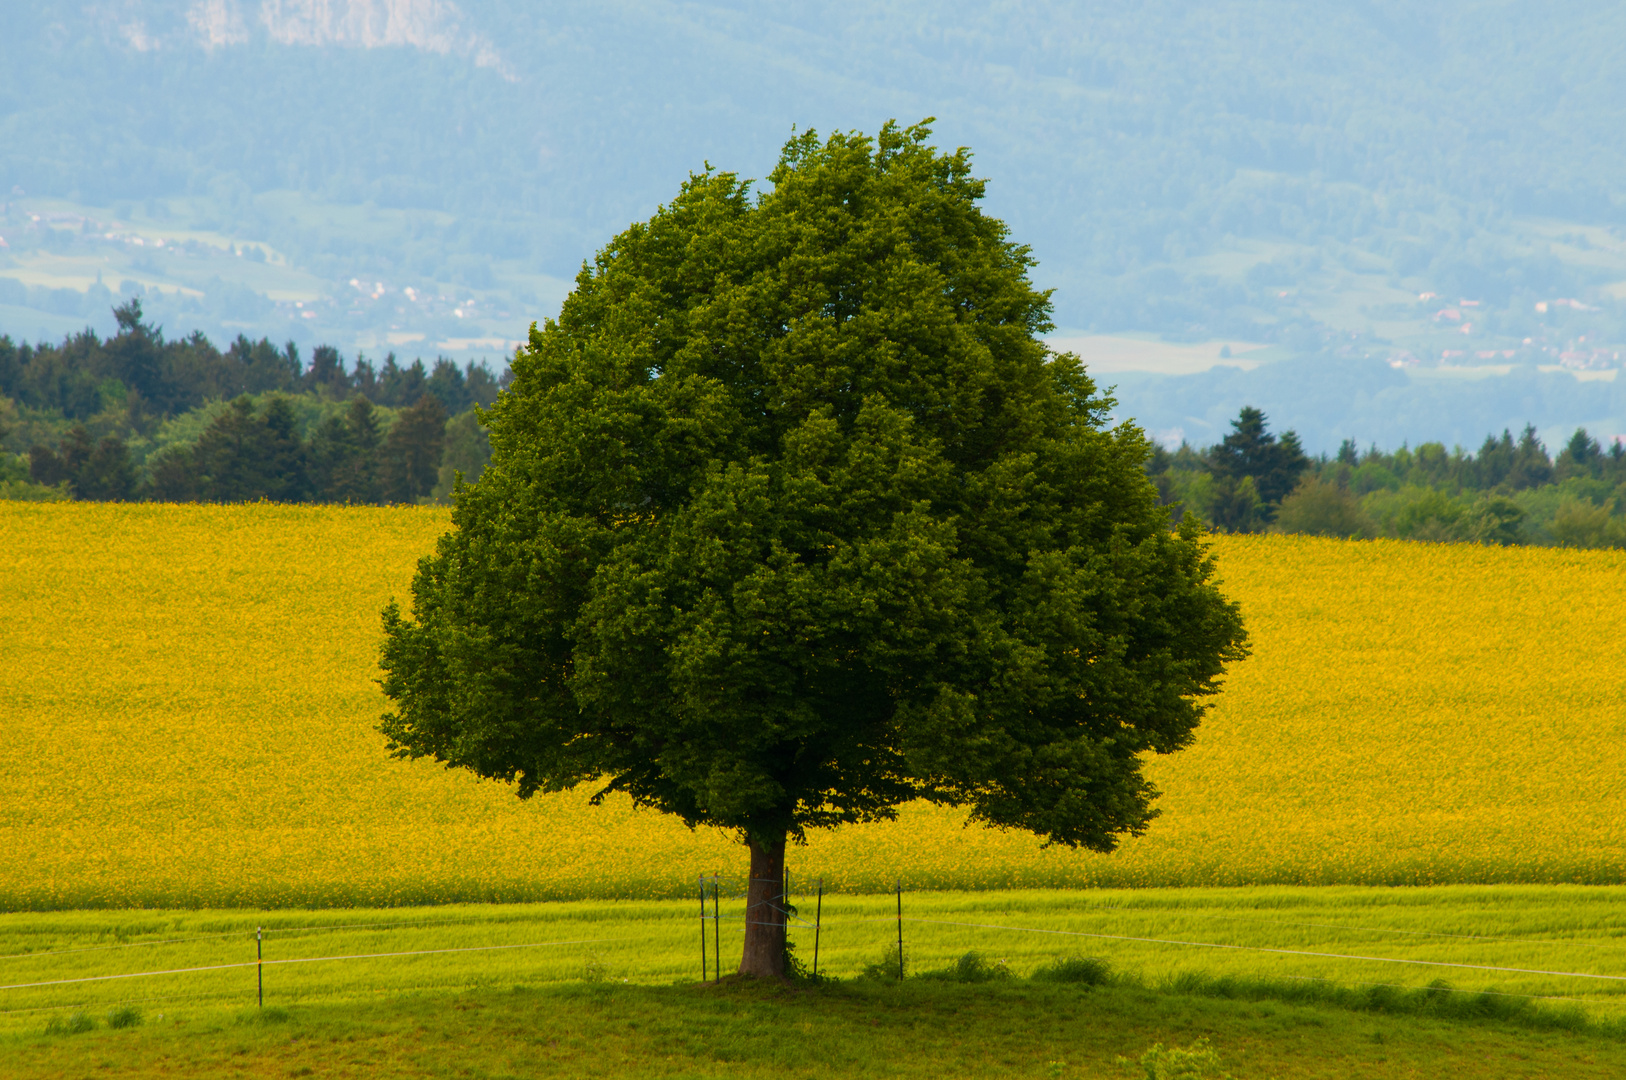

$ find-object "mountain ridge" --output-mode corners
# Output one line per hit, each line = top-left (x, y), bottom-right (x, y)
(3, 1), (1624, 448)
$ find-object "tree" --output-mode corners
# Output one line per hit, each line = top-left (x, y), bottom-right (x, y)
(375, 354), (427, 407)
(1555, 427), (1603, 481)
(106, 299), (166, 409)
(75, 432), (138, 501)
(193, 396), (309, 502)
(433, 407), (493, 500)
(377, 122), (1249, 980)
(380, 394), (447, 503)
(1273, 475), (1374, 539)
(1207, 407), (1309, 528)
(1508, 424), (1552, 490)
(1461, 494), (1526, 546)
(147, 445), (199, 502)
(27, 425), (136, 500)
(310, 397), (384, 503)
(231, 336), (300, 395)
(305, 345), (350, 396)
(1550, 498), (1626, 549)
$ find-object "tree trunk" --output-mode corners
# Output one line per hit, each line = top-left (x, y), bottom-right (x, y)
(738, 832), (787, 979)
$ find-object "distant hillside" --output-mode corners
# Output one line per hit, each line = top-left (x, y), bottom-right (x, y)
(2, 0), (1625, 449)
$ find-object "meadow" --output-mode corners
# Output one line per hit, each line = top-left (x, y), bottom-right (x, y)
(8, 887), (1626, 1033)
(2, 502), (1623, 910)
(17, 973), (1626, 1080)
(5, 501), (1626, 1068)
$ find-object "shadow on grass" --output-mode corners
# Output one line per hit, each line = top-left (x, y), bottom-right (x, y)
(1142, 971), (1613, 1036)
(819, 946), (1619, 1039)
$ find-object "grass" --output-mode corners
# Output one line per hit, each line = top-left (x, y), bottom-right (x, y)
(8, 973), (1626, 1079)
(7, 887), (1626, 1037)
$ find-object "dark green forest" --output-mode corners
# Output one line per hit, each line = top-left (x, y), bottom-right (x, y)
(5, 302), (1622, 549)
(0, 302), (501, 504)
(6, 2), (1626, 458)
(1150, 407), (1626, 549)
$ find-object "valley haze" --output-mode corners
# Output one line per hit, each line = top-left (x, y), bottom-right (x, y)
(2, 0), (1625, 449)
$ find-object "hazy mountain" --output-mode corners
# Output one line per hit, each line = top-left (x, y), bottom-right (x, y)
(2, 0), (1624, 450)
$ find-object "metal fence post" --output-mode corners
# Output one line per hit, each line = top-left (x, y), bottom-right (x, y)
(256, 926), (263, 1008)
(813, 879), (823, 978)
(895, 882), (904, 981)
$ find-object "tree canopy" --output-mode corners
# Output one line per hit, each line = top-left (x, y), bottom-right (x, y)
(378, 122), (1250, 978)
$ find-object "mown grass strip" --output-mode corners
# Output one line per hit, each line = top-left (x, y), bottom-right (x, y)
(8, 976), (1626, 1080)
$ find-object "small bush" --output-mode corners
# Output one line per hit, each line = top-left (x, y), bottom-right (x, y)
(44, 1012), (96, 1035)
(953, 950), (1011, 983)
(1120, 1037), (1232, 1080)
(782, 937), (831, 984)
(920, 950), (1012, 983)
(1031, 956), (1111, 986)
(860, 943), (906, 982)
(107, 1006), (143, 1029)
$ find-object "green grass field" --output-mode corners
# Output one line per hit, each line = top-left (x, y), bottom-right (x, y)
(8, 958), (1626, 1079)
(8, 887), (1626, 1048)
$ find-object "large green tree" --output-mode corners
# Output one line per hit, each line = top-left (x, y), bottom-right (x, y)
(378, 122), (1249, 979)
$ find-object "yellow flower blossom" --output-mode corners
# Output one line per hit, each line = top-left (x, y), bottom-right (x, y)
(2, 504), (1622, 908)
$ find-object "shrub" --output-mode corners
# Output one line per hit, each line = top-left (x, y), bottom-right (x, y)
(107, 1006), (142, 1029)
(1550, 497), (1626, 549)
(860, 943), (906, 982)
(1031, 956), (1111, 986)
(1274, 475), (1375, 538)
(920, 950), (1012, 983)
(1120, 1037), (1232, 1080)
(44, 1012), (96, 1035)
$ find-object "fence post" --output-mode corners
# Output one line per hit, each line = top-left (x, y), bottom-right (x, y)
(895, 882), (903, 981)
(256, 926), (263, 1008)
(813, 879), (823, 979)
(712, 873), (721, 982)
(699, 876), (707, 983)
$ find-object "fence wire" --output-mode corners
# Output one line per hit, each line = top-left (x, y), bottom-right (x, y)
(8, 881), (1626, 1020)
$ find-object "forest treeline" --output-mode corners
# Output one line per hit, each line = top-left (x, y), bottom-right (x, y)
(4, 304), (1626, 549)
(0, 301), (502, 504)
(1152, 407), (1626, 549)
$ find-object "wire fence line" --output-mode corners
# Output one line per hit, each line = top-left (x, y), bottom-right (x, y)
(0, 915), (608, 963)
(0, 938), (618, 993)
(0, 933), (252, 962)
(1056, 903), (1626, 955)
(896, 918), (1626, 983)
(7, 881), (1626, 1020)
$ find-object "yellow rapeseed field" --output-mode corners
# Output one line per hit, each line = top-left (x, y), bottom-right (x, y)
(2, 502), (1623, 909)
